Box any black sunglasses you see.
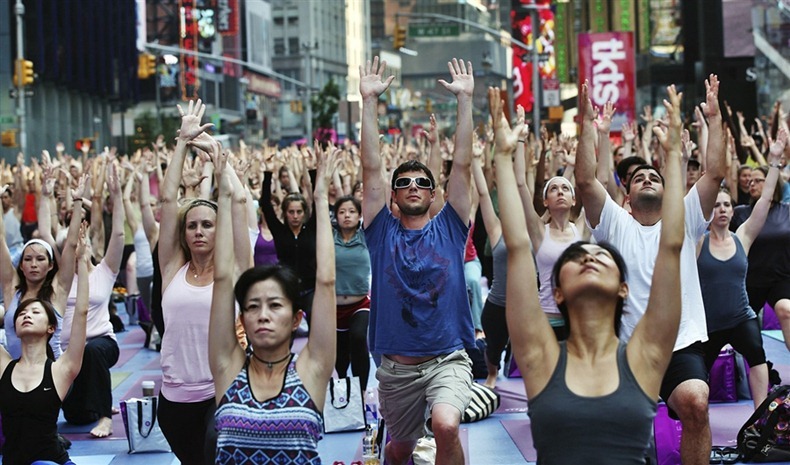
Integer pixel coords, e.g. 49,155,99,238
394,176,433,190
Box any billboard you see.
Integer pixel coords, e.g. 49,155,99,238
578,31,636,130
511,0,555,113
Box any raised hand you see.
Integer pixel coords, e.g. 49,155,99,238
641,105,653,124
489,87,519,154
315,148,341,198
76,222,91,267
653,85,683,153
176,99,214,142
516,105,530,139
106,161,122,198
580,81,596,123
767,127,788,166
622,121,636,142
422,113,438,144
72,173,90,200
597,101,616,133
700,74,721,119
438,58,474,97
359,57,395,99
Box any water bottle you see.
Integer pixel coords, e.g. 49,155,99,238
362,424,379,465
364,387,378,428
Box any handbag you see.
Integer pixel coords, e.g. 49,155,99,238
462,382,500,423
709,347,737,403
654,403,682,465
323,377,365,433
120,397,171,453
738,385,790,462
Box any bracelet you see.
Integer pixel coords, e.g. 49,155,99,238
518,140,526,144
770,162,781,168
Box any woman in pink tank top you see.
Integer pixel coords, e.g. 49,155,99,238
157,100,251,464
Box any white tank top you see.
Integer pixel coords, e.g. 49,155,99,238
535,223,581,317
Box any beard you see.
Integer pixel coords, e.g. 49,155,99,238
397,200,431,216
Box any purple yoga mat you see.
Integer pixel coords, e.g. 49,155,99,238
500,419,537,462
494,379,529,414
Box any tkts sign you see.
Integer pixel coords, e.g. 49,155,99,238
217,0,238,36
578,32,636,131
180,0,200,100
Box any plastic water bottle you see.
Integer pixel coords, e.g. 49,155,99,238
364,387,378,428
362,424,379,465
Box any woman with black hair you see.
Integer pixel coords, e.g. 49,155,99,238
494,84,685,463
333,194,371,390
210,145,336,463
0,174,87,360
0,224,90,465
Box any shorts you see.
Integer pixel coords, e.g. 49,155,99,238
336,296,370,331
659,342,708,420
702,318,766,369
376,350,473,441
748,280,790,312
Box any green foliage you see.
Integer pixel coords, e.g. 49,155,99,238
310,78,340,130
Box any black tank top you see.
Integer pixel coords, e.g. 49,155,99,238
0,359,69,465
528,342,657,464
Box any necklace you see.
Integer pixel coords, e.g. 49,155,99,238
189,263,212,279
252,352,291,369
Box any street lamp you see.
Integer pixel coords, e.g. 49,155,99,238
301,41,319,146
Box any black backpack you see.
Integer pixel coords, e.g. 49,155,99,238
738,385,790,462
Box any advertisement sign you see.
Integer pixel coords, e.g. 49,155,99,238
578,32,636,131
511,0,555,113
217,0,238,36
180,0,200,100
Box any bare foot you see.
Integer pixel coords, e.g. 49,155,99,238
484,374,498,389
90,417,113,438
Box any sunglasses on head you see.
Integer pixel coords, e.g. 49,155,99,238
394,176,433,190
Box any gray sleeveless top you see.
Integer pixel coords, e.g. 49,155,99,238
528,342,657,464
486,236,507,306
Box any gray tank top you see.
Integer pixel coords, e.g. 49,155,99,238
486,236,507,306
528,342,657,464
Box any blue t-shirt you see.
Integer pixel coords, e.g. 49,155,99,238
365,204,474,357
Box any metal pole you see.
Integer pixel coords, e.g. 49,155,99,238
155,60,163,133
15,0,26,157
304,45,313,146
530,9,540,141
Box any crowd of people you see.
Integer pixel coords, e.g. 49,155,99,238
0,56,789,464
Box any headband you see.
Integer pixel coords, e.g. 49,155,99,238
542,176,576,200
22,239,54,260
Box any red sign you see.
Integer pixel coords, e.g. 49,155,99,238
180,0,200,100
217,0,238,36
511,0,555,114
578,32,636,130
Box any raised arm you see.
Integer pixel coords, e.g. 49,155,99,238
575,81,610,228
208,143,246,399
159,99,214,282
298,148,337,406
737,128,787,253
695,75,726,218
439,58,475,222
425,114,446,217
596,102,620,201
471,158,501,245
628,85,685,400
138,160,160,249
489,88,558,399
102,162,126,274
53,224,90,396
51,174,88,312
0,185,17,300
359,58,395,227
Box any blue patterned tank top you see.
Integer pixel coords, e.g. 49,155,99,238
215,354,323,464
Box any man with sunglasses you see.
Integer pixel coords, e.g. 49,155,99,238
359,57,475,465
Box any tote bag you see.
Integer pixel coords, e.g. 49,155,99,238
323,377,366,433
120,397,171,453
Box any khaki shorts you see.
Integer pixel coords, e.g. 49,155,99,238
376,350,473,441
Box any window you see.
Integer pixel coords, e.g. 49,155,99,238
274,38,285,56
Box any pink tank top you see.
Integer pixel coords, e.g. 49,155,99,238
535,223,581,317
160,263,215,402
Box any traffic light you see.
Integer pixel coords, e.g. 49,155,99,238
1,130,17,147
394,25,407,49
425,98,433,114
12,59,34,87
290,100,303,114
137,53,157,79
74,138,93,152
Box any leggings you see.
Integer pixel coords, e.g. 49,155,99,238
702,317,766,370
481,299,508,369
62,336,120,424
158,393,217,465
336,310,371,391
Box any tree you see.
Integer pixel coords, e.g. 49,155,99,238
310,78,340,146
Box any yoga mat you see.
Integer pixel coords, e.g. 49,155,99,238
709,402,755,447
500,419,537,462
494,379,529,413
113,344,142,369
763,330,785,342
111,371,131,390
